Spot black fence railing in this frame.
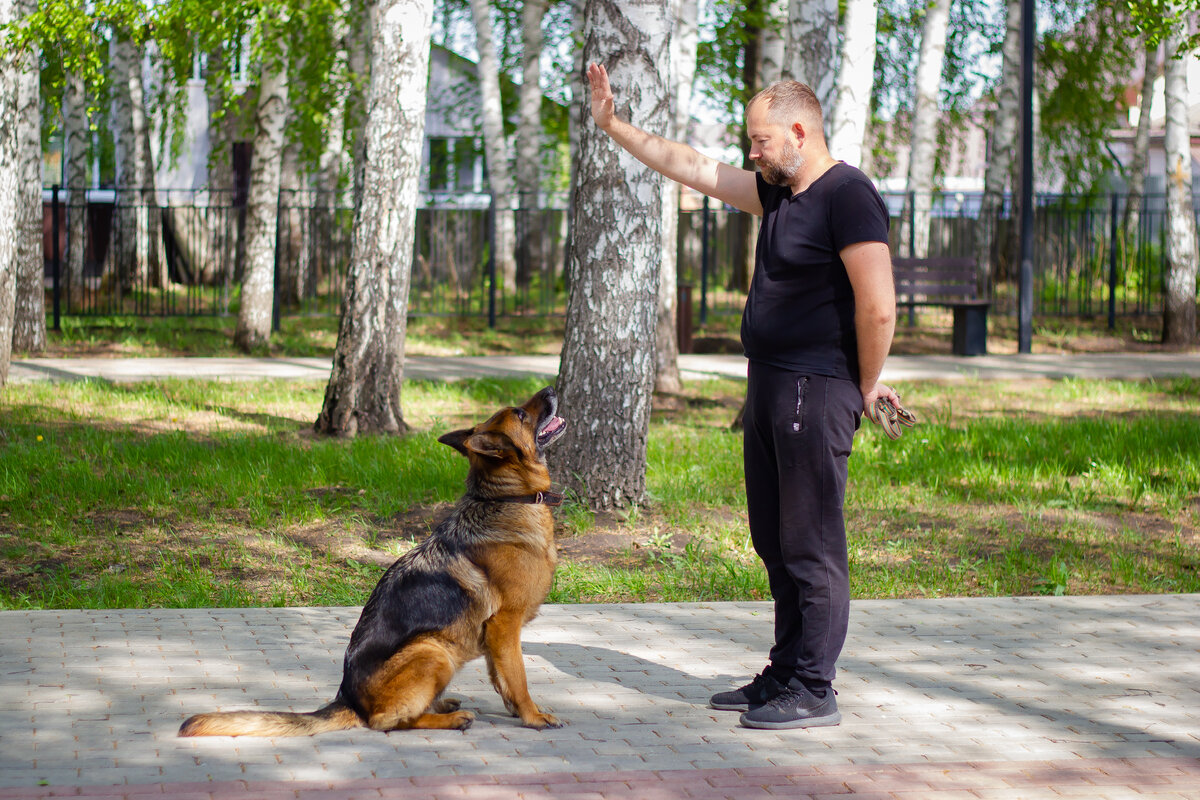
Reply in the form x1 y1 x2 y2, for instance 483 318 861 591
42 186 1189 327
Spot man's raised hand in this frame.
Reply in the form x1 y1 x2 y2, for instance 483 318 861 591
587 63 615 131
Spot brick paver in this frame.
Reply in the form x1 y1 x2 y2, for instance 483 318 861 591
1 597 1198 798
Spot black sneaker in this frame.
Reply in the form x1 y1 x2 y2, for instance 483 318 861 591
709 672 786 711
738 685 841 729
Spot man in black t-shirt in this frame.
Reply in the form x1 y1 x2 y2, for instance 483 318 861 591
588 65 899 729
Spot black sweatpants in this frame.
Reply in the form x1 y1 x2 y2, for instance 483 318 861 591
742 362 861 689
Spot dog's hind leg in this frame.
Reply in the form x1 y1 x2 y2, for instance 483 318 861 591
361 642 474 731
484 612 563 730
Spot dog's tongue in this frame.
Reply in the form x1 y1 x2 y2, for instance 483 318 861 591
541 416 564 434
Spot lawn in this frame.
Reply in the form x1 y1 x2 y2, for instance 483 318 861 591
1 374 1197 609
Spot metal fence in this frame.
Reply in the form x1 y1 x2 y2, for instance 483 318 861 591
43 186 1187 327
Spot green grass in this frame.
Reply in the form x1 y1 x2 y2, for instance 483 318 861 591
1 375 1198 609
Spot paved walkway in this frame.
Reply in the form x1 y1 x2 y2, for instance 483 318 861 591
9 351 1200 384
1 597 1198 798
5 353 1200 797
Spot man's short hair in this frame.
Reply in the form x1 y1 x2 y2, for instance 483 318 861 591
748 81 824 132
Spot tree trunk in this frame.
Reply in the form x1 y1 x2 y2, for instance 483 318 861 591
760 0 786 85
1162 25 1197 346
468 0 517 290
64 68 89 301
973 0 1018 292
234 33 290 353
899 0 951 259
109 35 157 293
655 0 697 396
0 0 18 384
827 0 877 168
277 140 307 306
347 0 372 212
203 45 238 293
127 38 157 287
730 2 761 294
1123 39 1157 253
516 0 546 287
554 0 670 510
314 0 434 437
12 0 43 354
785 0 838 130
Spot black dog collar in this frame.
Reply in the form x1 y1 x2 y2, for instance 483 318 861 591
486 491 564 507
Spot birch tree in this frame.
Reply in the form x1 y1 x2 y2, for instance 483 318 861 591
63 69 90 300
1161 23 1197 346
516 0 546 285
109 32 157 292
784 0 837 130
826 0 877 167
554 0 670 510
760 0 785 84
234 18 290 352
1123 39 1157 251
972 0 1019 290
11 0 43 354
314 0 434 436
899 0 952 259
654 0 697 396
468 0 517 289
0 0 19 385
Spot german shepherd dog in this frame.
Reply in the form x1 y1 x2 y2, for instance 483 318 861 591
179 387 567 737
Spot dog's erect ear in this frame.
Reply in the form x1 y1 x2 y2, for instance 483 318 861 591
437 428 516 460
437 428 474 456
463 431 516 460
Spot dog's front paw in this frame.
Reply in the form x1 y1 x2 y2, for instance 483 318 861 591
523 711 564 730
448 710 475 730
433 696 462 713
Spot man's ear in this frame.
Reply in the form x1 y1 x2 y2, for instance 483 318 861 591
437 428 473 456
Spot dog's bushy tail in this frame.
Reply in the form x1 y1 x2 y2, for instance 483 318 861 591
178 699 361 738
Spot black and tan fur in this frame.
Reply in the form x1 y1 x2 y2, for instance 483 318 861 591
178 387 568 737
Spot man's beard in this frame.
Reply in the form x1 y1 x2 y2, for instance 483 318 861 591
759 148 804 186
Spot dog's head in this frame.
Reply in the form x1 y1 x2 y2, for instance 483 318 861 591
437 387 566 495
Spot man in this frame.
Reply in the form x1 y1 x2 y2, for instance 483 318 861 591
587 63 899 729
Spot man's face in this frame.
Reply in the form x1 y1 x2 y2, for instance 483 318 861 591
746 101 803 187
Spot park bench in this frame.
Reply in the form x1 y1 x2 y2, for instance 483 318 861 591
891 256 990 356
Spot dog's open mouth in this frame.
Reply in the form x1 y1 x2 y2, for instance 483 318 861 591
537 415 566 447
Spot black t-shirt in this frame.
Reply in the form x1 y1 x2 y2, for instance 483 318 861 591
739 164 890 383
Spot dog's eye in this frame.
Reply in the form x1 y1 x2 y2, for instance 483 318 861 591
514 408 527 421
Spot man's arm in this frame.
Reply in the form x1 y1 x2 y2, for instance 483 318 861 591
842 241 900 412
588 63 762 216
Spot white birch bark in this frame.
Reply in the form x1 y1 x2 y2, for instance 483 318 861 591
555 0 670 510
347 0 372 210
972 0 1019 290
234 32 290 352
1161 24 1197 346
760 0 787 85
784 0 838 131
1123 39 1157 249
899 0 951 259
127 40 156 286
64 69 90 298
0 0 19 384
468 0 517 289
109 35 155 291
655 0 696 395
12 0 44 353
315 0 434 437
203 45 237 292
827 0 877 168
516 0 547 284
